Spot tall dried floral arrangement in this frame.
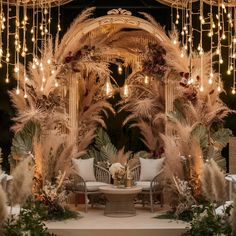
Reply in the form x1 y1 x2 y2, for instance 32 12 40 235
8 156 34 206
201 159 226 204
0 185 7 226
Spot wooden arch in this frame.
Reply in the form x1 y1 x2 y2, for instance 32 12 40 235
68 9 174 146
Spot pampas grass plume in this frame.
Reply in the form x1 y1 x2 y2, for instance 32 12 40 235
0 185 7 225
210 159 226 203
9 156 33 205
201 162 215 201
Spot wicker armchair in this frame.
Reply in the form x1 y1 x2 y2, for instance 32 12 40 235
130 164 164 212
66 164 111 212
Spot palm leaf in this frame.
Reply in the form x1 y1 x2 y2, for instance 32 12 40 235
11 121 40 159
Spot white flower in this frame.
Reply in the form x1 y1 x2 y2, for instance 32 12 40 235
109 163 125 179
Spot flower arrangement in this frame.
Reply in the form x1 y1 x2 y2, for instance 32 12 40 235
109 163 126 181
109 163 133 187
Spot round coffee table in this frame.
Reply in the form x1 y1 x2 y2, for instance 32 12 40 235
99 185 142 217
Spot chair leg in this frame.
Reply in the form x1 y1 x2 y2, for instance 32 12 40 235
85 193 88 212
150 192 154 213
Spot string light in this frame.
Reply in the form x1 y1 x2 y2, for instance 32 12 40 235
144 75 149 84
118 64 123 75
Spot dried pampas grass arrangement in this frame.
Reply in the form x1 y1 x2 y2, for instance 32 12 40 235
9 156 34 206
0 185 7 225
210 159 226 203
201 159 226 204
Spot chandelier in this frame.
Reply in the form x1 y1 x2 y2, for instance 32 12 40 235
0 0 71 88
153 0 236 94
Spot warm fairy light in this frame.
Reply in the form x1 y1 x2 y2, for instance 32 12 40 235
208 78 213 84
173 39 177 45
216 48 220 54
217 86 221 92
104 79 113 97
230 65 234 71
219 58 223 64
32 63 36 69
180 51 184 58
24 76 29 81
24 94 28 98
16 88 20 94
118 64 123 75
51 69 55 74
40 86 44 92
14 66 19 73
232 88 236 95
55 81 59 87
222 34 226 40
122 84 129 98
5 77 9 83
199 85 204 92
144 75 149 84
47 59 51 64
227 70 231 75
42 76 46 83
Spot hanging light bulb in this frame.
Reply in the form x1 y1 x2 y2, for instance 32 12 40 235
208 78 213 84
55 81 59 87
232 88 236 95
172 39 177 45
199 85 204 92
121 84 129 98
104 79 113 97
24 93 28 99
16 88 20 94
144 75 149 84
217 85 221 92
118 64 123 75
227 69 231 75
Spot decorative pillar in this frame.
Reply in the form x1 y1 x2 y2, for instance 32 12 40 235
68 72 79 152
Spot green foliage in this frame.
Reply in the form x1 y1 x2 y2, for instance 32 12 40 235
182 203 232 236
81 128 117 164
191 123 208 149
1 198 55 236
211 128 232 150
11 121 40 158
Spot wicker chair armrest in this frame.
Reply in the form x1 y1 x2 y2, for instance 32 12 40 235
150 169 165 192
65 173 86 192
94 164 111 184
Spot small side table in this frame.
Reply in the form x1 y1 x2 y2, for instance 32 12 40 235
99 185 142 217
225 175 236 200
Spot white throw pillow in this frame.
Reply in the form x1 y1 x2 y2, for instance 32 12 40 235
139 158 164 181
72 158 96 181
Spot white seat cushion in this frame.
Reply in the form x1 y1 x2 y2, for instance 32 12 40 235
72 158 96 181
139 158 164 181
86 182 109 191
136 181 151 191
